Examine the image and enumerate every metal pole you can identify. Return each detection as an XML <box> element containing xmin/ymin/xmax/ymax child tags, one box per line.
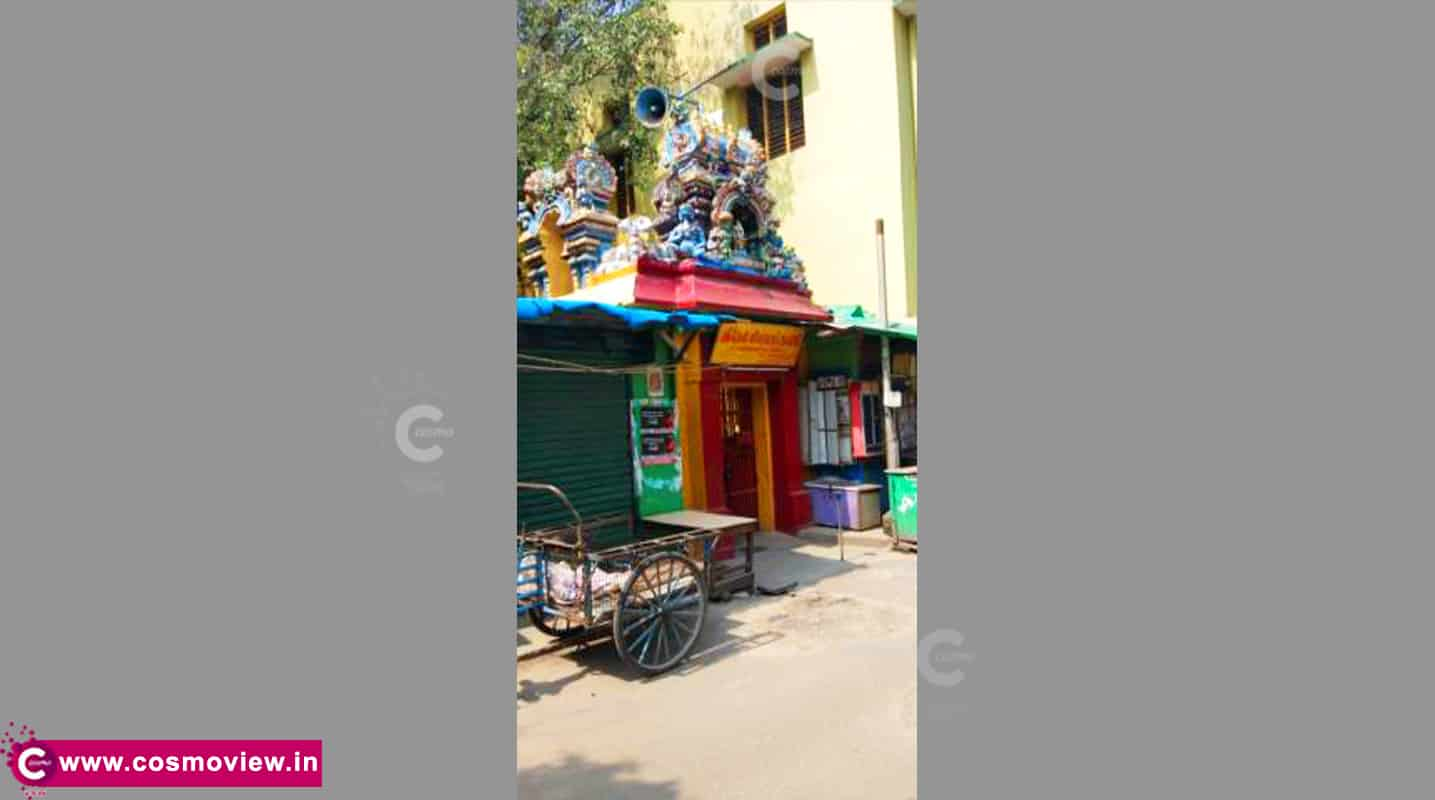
<box><xmin>876</xmin><ymin>220</ymin><xmax>901</xmax><ymax>471</ymax></box>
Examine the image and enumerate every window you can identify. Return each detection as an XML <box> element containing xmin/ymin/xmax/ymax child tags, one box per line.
<box><xmin>745</xmin><ymin>9</ymin><xmax>805</xmax><ymax>158</ymax></box>
<box><xmin>600</xmin><ymin>100</ymin><xmax>637</xmax><ymax>218</ymax></box>
<box><xmin>860</xmin><ymin>386</ymin><xmax>883</xmax><ymax>455</ymax></box>
<box><xmin>892</xmin><ymin>355</ymin><xmax>918</xmax><ymax>460</ymax></box>
<box><xmin>721</xmin><ymin>387</ymin><xmax>744</xmax><ymax>437</ymax></box>
<box><xmin>608</xmin><ymin>151</ymin><xmax>637</xmax><ymax>218</ymax></box>
<box><xmin>750</xmin><ymin>8</ymin><xmax>787</xmax><ymax>49</ymax></box>
<box><xmin>802</xmin><ymin>376</ymin><xmax>852</xmax><ymax>466</ymax></box>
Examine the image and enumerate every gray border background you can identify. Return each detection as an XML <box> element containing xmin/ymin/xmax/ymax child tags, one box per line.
<box><xmin>1</xmin><ymin>2</ymin><xmax>514</xmax><ymax>797</ymax></box>
<box><xmin>6</xmin><ymin>1</ymin><xmax>1435</xmax><ymax>798</ymax></box>
<box><xmin>932</xmin><ymin>1</ymin><xmax>1435</xmax><ymax>797</ymax></box>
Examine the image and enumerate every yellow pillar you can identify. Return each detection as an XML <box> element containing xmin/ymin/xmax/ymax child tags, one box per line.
<box><xmin>677</xmin><ymin>336</ymin><xmax>707</xmax><ymax>509</ymax></box>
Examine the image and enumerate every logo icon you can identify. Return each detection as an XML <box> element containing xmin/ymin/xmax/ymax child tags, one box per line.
<box><xmin>918</xmin><ymin>629</ymin><xmax>973</xmax><ymax>688</ymax></box>
<box><xmin>749</xmin><ymin>42</ymin><xmax>803</xmax><ymax>102</ymax></box>
<box><xmin>13</xmin><ymin>743</ymin><xmax>54</xmax><ymax>786</ymax></box>
<box><xmin>362</xmin><ymin>371</ymin><xmax>453</xmax><ymax>495</ymax></box>
<box><xmin>5</xmin><ymin>723</ymin><xmax>51</xmax><ymax>798</ymax></box>
<box><xmin>396</xmin><ymin>404</ymin><xmax>452</xmax><ymax>464</ymax></box>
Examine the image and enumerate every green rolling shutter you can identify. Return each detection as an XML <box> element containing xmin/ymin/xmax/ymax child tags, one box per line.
<box><xmin>517</xmin><ymin>369</ymin><xmax>635</xmax><ymax>549</ymax></box>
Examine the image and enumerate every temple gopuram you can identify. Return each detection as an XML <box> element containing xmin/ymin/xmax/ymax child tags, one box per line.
<box><xmin>516</xmin><ymin>96</ymin><xmax>830</xmax><ymax>322</ymax></box>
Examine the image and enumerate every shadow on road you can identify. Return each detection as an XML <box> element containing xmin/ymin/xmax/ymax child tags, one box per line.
<box><xmin>517</xmin><ymin>666</ymin><xmax>595</xmax><ymax>705</ymax></box>
<box><xmin>648</xmin><ymin>610</ymin><xmax>784</xmax><ymax>681</ymax></box>
<box><xmin>519</xmin><ymin>754</ymin><xmax>679</xmax><ymax>800</ymax></box>
<box><xmin>515</xmin><ymin>531</ymin><xmax>880</xmax><ymax>695</ymax></box>
<box><xmin>519</xmin><ymin>607</ymin><xmax>785</xmax><ymax>695</ymax></box>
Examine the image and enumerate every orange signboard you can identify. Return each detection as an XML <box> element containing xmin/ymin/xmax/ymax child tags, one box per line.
<box><xmin>709</xmin><ymin>321</ymin><xmax>803</xmax><ymax>367</ymax></box>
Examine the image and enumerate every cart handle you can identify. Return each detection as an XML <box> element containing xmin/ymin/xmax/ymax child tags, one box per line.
<box><xmin>517</xmin><ymin>482</ymin><xmax>585</xmax><ymax>551</ymax></box>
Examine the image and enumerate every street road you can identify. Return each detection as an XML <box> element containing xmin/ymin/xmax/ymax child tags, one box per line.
<box><xmin>518</xmin><ymin>530</ymin><xmax>917</xmax><ymax>800</ymax></box>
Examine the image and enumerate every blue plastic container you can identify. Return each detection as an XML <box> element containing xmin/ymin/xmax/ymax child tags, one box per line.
<box><xmin>804</xmin><ymin>478</ymin><xmax>849</xmax><ymax>527</ymax></box>
<box><xmin>814</xmin><ymin>462</ymin><xmax>890</xmax><ymax>512</ymax></box>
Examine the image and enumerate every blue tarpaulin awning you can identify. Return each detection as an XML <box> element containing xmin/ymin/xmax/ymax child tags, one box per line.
<box><xmin>516</xmin><ymin>298</ymin><xmax>731</xmax><ymax>331</ymax></box>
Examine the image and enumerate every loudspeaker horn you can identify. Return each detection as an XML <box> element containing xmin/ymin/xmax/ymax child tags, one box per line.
<box><xmin>633</xmin><ymin>86</ymin><xmax>670</xmax><ymax>128</ymax></box>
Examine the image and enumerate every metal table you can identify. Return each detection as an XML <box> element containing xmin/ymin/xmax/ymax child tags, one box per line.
<box><xmin>642</xmin><ymin>510</ymin><xmax>758</xmax><ymax>599</ymax></box>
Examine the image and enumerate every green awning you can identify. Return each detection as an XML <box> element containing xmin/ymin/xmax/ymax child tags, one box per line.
<box><xmin>821</xmin><ymin>305</ymin><xmax>917</xmax><ymax>341</ymax></box>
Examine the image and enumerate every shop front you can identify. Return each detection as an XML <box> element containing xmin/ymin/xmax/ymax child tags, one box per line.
<box><xmin>516</xmin><ymin>298</ymin><xmax>728</xmax><ymax>548</ymax></box>
<box><xmin>800</xmin><ymin>306</ymin><xmax>918</xmax><ymax>519</ymax></box>
<box><xmin>675</xmin><ymin>320</ymin><xmax>810</xmax><ymax>537</ymax></box>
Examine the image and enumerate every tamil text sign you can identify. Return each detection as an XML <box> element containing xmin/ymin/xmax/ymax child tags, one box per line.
<box><xmin>709</xmin><ymin>322</ymin><xmax>802</xmax><ymax>367</ymax></box>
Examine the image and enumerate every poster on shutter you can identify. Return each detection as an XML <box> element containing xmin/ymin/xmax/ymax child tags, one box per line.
<box><xmin>646</xmin><ymin>366</ymin><xmax>665</xmax><ymax>398</ymax></box>
<box><xmin>631</xmin><ymin>398</ymin><xmax>683</xmax><ymax>516</ymax></box>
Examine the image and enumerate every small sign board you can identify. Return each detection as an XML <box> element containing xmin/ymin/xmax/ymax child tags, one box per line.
<box><xmin>710</xmin><ymin>321</ymin><xmax>803</xmax><ymax>368</ymax></box>
<box><xmin>640</xmin><ymin>433</ymin><xmax>676</xmax><ymax>458</ymax></box>
<box><xmin>639</xmin><ymin>406</ymin><xmax>674</xmax><ymax>430</ymax></box>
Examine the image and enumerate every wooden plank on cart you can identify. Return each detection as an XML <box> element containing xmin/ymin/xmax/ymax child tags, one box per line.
<box><xmin>645</xmin><ymin>510</ymin><xmax>758</xmax><ymax>567</ymax></box>
<box><xmin>642</xmin><ymin>510</ymin><xmax>758</xmax><ymax>535</ymax></box>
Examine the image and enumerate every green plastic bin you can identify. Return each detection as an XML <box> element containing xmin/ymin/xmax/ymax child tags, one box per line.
<box><xmin>886</xmin><ymin>467</ymin><xmax>918</xmax><ymax>539</ymax></box>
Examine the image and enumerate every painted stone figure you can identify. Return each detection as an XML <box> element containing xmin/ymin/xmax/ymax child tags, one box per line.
<box><xmin>706</xmin><ymin>220</ymin><xmax>732</xmax><ymax>260</ymax></box>
<box><xmin>665</xmin><ymin>204</ymin><xmax>707</xmax><ymax>259</ymax></box>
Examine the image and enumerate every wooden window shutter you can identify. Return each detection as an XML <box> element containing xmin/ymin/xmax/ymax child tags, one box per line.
<box><xmin>746</xmin><ymin>87</ymin><xmax>767</xmax><ymax>154</ymax></box>
<box><xmin>753</xmin><ymin>24</ymin><xmax>771</xmax><ymax>49</ymax></box>
<box><xmin>752</xmin><ymin>9</ymin><xmax>784</xmax><ymax>49</ymax></box>
<box><xmin>784</xmin><ymin>71</ymin><xmax>805</xmax><ymax>150</ymax></box>
<box><xmin>764</xmin><ymin>84</ymin><xmax>788</xmax><ymax>158</ymax></box>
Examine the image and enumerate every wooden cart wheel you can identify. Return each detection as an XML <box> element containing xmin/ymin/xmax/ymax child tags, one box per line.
<box><xmin>613</xmin><ymin>552</ymin><xmax>707</xmax><ymax>675</ymax></box>
<box><xmin>527</xmin><ymin>607</ymin><xmax>587</xmax><ymax>639</ymax></box>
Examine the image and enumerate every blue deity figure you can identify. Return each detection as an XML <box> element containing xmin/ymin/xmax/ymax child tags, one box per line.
<box><xmin>763</xmin><ymin>228</ymin><xmax>784</xmax><ymax>254</ymax></box>
<box><xmin>664</xmin><ymin>204</ymin><xmax>707</xmax><ymax>258</ymax></box>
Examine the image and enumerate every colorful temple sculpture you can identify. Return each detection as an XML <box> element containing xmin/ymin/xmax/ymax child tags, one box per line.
<box><xmin>516</xmin><ymin>145</ymin><xmax>620</xmax><ymax>297</ymax></box>
<box><xmin>516</xmin><ymin>98</ymin><xmax>827</xmax><ymax>321</ymax></box>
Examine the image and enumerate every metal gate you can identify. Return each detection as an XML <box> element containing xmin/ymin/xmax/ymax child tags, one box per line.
<box><xmin>516</xmin><ymin>369</ymin><xmax>635</xmax><ymax>546</ymax></box>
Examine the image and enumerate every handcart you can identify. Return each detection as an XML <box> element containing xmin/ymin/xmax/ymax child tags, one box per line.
<box><xmin>517</xmin><ymin>482</ymin><xmax>758</xmax><ymax>675</ymax></box>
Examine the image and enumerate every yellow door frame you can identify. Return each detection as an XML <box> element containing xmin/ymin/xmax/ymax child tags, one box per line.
<box><xmin>723</xmin><ymin>381</ymin><xmax>775</xmax><ymax>532</ymax></box>
<box><xmin>678</xmin><ymin>342</ymin><xmax>707</xmax><ymax>509</ymax></box>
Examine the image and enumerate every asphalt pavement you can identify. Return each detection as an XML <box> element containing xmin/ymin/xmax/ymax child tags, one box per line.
<box><xmin>517</xmin><ymin>527</ymin><xmax>918</xmax><ymax>800</ymax></box>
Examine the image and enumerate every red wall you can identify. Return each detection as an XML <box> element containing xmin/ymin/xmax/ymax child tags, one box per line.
<box><xmin>698</xmin><ymin>365</ymin><xmax>811</xmax><ymax>534</ymax></box>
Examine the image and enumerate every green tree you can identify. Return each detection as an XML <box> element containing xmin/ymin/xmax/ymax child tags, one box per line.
<box><xmin>517</xmin><ymin>0</ymin><xmax>680</xmax><ymax>198</ymax></box>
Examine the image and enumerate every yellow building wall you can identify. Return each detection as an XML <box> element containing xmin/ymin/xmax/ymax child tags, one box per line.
<box><xmin>894</xmin><ymin>12</ymin><xmax>918</xmax><ymax>316</ymax></box>
<box><xmin>666</xmin><ymin>0</ymin><xmax>918</xmax><ymax>320</ymax></box>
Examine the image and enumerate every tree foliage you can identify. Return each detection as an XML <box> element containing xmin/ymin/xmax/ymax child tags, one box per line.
<box><xmin>517</xmin><ymin>0</ymin><xmax>680</xmax><ymax>197</ymax></box>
